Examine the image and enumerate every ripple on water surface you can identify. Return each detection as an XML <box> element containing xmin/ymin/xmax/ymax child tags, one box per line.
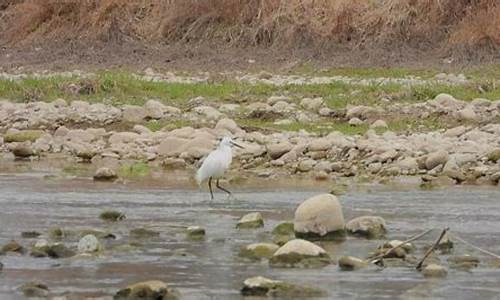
<box><xmin>1</xmin><ymin>175</ymin><xmax>500</xmax><ymax>299</ymax></box>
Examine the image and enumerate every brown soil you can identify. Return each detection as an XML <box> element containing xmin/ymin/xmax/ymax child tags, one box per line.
<box><xmin>0</xmin><ymin>0</ymin><xmax>498</xmax><ymax>72</ymax></box>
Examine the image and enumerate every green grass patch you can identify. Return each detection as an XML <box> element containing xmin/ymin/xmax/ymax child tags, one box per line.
<box><xmin>3</xmin><ymin>130</ymin><xmax>44</xmax><ymax>143</ymax></box>
<box><xmin>118</xmin><ymin>162</ymin><xmax>151</xmax><ymax>178</ymax></box>
<box><xmin>144</xmin><ymin>119</ymin><xmax>193</xmax><ymax>132</ymax></box>
<box><xmin>288</xmin><ymin>63</ymin><xmax>439</xmax><ymax>79</ymax></box>
<box><xmin>237</xmin><ymin>118</ymin><xmax>369</xmax><ymax>135</ymax></box>
<box><xmin>0</xmin><ymin>70</ymin><xmax>498</xmax><ymax>110</ymax></box>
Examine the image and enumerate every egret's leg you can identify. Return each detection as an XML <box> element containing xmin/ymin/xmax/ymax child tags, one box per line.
<box><xmin>208</xmin><ymin>177</ymin><xmax>214</xmax><ymax>200</ymax></box>
<box><xmin>216</xmin><ymin>179</ymin><xmax>232</xmax><ymax>196</ymax></box>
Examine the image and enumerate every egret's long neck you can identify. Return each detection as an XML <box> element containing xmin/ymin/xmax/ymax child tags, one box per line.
<box><xmin>219</xmin><ymin>144</ymin><xmax>233</xmax><ymax>158</ymax></box>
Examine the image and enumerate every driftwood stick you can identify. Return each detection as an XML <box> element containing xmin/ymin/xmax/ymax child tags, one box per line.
<box><xmin>368</xmin><ymin>228</ymin><xmax>434</xmax><ymax>264</ymax></box>
<box><xmin>450</xmin><ymin>233</ymin><xmax>500</xmax><ymax>260</ymax></box>
<box><xmin>416</xmin><ymin>227</ymin><xmax>449</xmax><ymax>270</ymax></box>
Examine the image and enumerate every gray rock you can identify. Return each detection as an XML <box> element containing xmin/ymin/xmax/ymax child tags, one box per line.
<box><xmin>77</xmin><ymin>234</ymin><xmax>101</xmax><ymax>253</ymax></box>
<box><xmin>491</xmin><ymin>172</ymin><xmax>500</xmax><ymax>184</ymax></box>
<box><xmin>161</xmin><ymin>158</ymin><xmax>187</xmax><ymax>170</ymax></box>
<box><xmin>144</xmin><ymin>99</ymin><xmax>166</xmax><ymax>119</ymax></box>
<box><xmin>33</xmin><ymin>242</ymin><xmax>75</xmax><ymax>259</ymax></box>
<box><xmin>346</xmin><ymin>105</ymin><xmax>378</xmax><ymax>119</ymax></box>
<box><xmin>422</xmin><ymin>264</ymin><xmax>447</xmax><ymax>278</ymax></box>
<box><xmin>370</xmin><ymin>119</ymin><xmax>388</xmax><ymax>129</ymax></box>
<box><xmin>338</xmin><ymin>256</ymin><xmax>368</xmax><ymax>271</ymax></box>
<box><xmin>269</xmin><ymin>239</ymin><xmax>331</xmax><ymax>268</ymax></box>
<box><xmin>193</xmin><ymin>106</ymin><xmax>223</xmax><ymax>120</ymax></box>
<box><xmin>433</xmin><ymin>93</ymin><xmax>463</xmax><ymax>111</ymax></box>
<box><xmin>215</xmin><ymin>118</ymin><xmax>244</xmax><ymax>135</ymax></box>
<box><xmin>368</xmin><ymin>162</ymin><xmax>382</xmax><ymax>174</ymax></box>
<box><xmin>308</xmin><ymin>138</ymin><xmax>332</xmax><ymax>152</ymax></box>
<box><xmin>425</xmin><ymin>150</ymin><xmax>449</xmax><ymax>170</ymax></box>
<box><xmin>93</xmin><ymin>167</ymin><xmax>118</xmax><ymax>181</ymax></box>
<box><xmin>457</xmin><ymin>106</ymin><xmax>479</xmax><ymax>121</ymax></box>
<box><xmin>267</xmin><ymin>142</ymin><xmax>293</xmax><ymax>159</ymax></box>
<box><xmin>444</xmin><ymin>126</ymin><xmax>468</xmax><ymax>137</ymax></box>
<box><xmin>133</xmin><ymin>124</ymin><xmax>153</xmax><ymax>134</ymax></box>
<box><xmin>294</xmin><ymin>194</ymin><xmax>345</xmax><ymax>241</ymax></box>
<box><xmin>122</xmin><ymin>105</ymin><xmax>147</xmax><ymax>123</ymax></box>
<box><xmin>348</xmin><ymin>117</ymin><xmax>364</xmax><ymax>126</ymax></box>
<box><xmin>297</xmin><ymin>159</ymin><xmax>316</xmax><ymax>172</ymax></box>
<box><xmin>267</xmin><ymin>95</ymin><xmax>290</xmax><ymax>105</ymax></box>
<box><xmin>345</xmin><ymin>216</ymin><xmax>387</xmax><ymax>239</ymax></box>
<box><xmin>115</xmin><ymin>280</ymin><xmax>180</xmax><ymax>300</ymax></box>
<box><xmin>241</xmin><ymin>276</ymin><xmax>325</xmax><ymax>297</ymax></box>
<box><xmin>300</xmin><ymin>97</ymin><xmax>324</xmax><ymax>112</ymax></box>
<box><xmin>237</xmin><ymin>212</ymin><xmax>264</xmax><ymax>229</ymax></box>
<box><xmin>487</xmin><ymin>148</ymin><xmax>500</xmax><ymax>163</ymax></box>
<box><xmin>12</xmin><ymin>142</ymin><xmax>35</xmax><ymax>158</ymax></box>
<box><xmin>447</xmin><ymin>255</ymin><xmax>480</xmax><ymax>269</ymax></box>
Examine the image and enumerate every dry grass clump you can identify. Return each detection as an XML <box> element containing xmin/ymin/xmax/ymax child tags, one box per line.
<box><xmin>0</xmin><ymin>0</ymin><xmax>498</xmax><ymax>58</ymax></box>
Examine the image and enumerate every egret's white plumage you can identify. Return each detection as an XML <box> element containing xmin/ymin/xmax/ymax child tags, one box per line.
<box><xmin>196</xmin><ymin>136</ymin><xmax>243</xmax><ymax>199</ymax></box>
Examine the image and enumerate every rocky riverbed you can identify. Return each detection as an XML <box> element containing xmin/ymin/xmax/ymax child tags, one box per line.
<box><xmin>1</xmin><ymin>69</ymin><xmax>500</xmax><ymax>298</ymax></box>
<box><xmin>1</xmin><ymin>89</ymin><xmax>499</xmax><ymax>187</ymax></box>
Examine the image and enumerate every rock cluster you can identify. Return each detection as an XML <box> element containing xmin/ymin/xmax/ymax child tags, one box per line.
<box><xmin>0</xmin><ymin>93</ymin><xmax>498</xmax><ymax>186</ymax></box>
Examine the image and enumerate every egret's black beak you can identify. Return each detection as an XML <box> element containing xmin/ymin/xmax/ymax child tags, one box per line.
<box><xmin>230</xmin><ymin>141</ymin><xmax>244</xmax><ymax>149</ymax></box>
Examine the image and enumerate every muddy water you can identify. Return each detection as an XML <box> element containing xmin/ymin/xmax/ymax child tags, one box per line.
<box><xmin>1</xmin><ymin>174</ymin><xmax>500</xmax><ymax>299</ymax></box>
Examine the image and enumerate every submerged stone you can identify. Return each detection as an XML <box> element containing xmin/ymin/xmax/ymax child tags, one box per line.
<box><xmin>18</xmin><ymin>282</ymin><xmax>49</xmax><ymax>298</ymax></box>
<box><xmin>79</xmin><ymin>228</ymin><xmax>116</xmax><ymax>240</ymax></box>
<box><xmin>447</xmin><ymin>255</ymin><xmax>480</xmax><ymax>270</ymax></box>
<box><xmin>99</xmin><ymin>210</ymin><xmax>126</xmax><ymax>222</ymax></box>
<box><xmin>239</xmin><ymin>243</ymin><xmax>280</xmax><ymax>260</ymax></box>
<box><xmin>269</xmin><ymin>239</ymin><xmax>331</xmax><ymax>268</ymax></box>
<box><xmin>186</xmin><ymin>226</ymin><xmax>206</xmax><ymax>240</ymax></box>
<box><xmin>241</xmin><ymin>276</ymin><xmax>326</xmax><ymax>297</ymax></box>
<box><xmin>422</xmin><ymin>264</ymin><xmax>448</xmax><ymax>278</ymax></box>
<box><xmin>236</xmin><ymin>212</ymin><xmax>264</xmax><ymax>229</ymax></box>
<box><xmin>48</xmin><ymin>227</ymin><xmax>69</xmax><ymax>240</ymax></box>
<box><xmin>1</xmin><ymin>240</ymin><xmax>25</xmax><ymax>255</ymax></box>
<box><xmin>45</xmin><ymin>243</ymin><xmax>76</xmax><ymax>259</ymax></box>
<box><xmin>130</xmin><ymin>228</ymin><xmax>160</xmax><ymax>238</ymax></box>
<box><xmin>114</xmin><ymin>280</ymin><xmax>180</xmax><ymax>300</ymax></box>
<box><xmin>272</xmin><ymin>222</ymin><xmax>294</xmax><ymax>236</ymax></box>
<box><xmin>21</xmin><ymin>231</ymin><xmax>42</xmax><ymax>239</ymax></box>
<box><xmin>338</xmin><ymin>256</ymin><xmax>368</xmax><ymax>271</ymax></box>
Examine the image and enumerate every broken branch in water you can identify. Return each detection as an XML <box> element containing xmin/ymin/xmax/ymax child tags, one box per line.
<box><xmin>416</xmin><ymin>227</ymin><xmax>449</xmax><ymax>270</ymax></box>
<box><xmin>450</xmin><ymin>233</ymin><xmax>500</xmax><ymax>260</ymax></box>
<box><xmin>368</xmin><ymin>228</ymin><xmax>434</xmax><ymax>265</ymax></box>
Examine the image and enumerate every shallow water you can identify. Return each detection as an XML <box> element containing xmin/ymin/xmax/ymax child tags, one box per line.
<box><xmin>1</xmin><ymin>174</ymin><xmax>500</xmax><ymax>299</ymax></box>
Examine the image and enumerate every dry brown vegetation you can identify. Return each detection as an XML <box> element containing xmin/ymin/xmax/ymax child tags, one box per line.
<box><xmin>0</xmin><ymin>0</ymin><xmax>498</xmax><ymax>65</ymax></box>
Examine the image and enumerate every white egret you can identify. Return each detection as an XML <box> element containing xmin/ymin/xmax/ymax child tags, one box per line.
<box><xmin>196</xmin><ymin>136</ymin><xmax>244</xmax><ymax>200</ymax></box>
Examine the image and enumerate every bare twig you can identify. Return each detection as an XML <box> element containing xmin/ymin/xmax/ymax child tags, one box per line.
<box><xmin>450</xmin><ymin>232</ymin><xmax>500</xmax><ymax>260</ymax></box>
<box><xmin>416</xmin><ymin>227</ymin><xmax>449</xmax><ymax>270</ymax></box>
<box><xmin>368</xmin><ymin>228</ymin><xmax>434</xmax><ymax>264</ymax></box>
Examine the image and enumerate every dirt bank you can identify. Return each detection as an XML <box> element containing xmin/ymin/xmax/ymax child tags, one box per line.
<box><xmin>0</xmin><ymin>0</ymin><xmax>499</xmax><ymax>71</ymax></box>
